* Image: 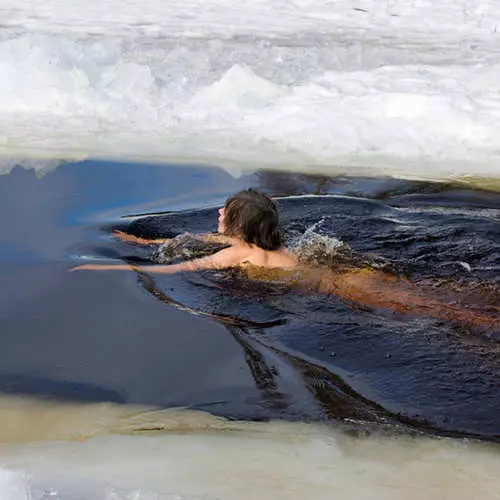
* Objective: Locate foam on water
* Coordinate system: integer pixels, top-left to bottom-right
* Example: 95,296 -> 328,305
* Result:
0,397 -> 499,500
1,0 -> 500,181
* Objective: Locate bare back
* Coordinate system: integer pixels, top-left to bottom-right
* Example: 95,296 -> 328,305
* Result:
233,244 -> 298,269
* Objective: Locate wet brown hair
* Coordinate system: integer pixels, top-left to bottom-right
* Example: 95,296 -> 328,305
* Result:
223,189 -> 283,251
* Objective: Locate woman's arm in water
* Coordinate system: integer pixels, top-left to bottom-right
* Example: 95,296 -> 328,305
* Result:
113,230 -> 233,246
72,246 -> 246,274
112,230 -> 171,245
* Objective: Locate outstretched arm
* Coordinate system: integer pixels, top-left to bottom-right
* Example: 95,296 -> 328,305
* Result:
113,230 -> 233,246
72,246 -> 246,274
113,230 -> 171,245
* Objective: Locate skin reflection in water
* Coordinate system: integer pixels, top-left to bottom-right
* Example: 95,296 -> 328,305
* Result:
243,264 -> 500,330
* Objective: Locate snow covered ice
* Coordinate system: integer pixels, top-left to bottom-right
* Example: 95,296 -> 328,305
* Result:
0,0 -> 500,180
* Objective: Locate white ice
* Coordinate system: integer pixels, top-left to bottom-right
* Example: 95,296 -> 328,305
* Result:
1,0 -> 500,180
0,401 -> 499,500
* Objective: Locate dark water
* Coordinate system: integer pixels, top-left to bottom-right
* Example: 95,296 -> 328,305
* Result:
1,162 -> 499,442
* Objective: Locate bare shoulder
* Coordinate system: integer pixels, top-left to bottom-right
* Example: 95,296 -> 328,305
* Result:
239,247 -> 298,269
226,244 -> 254,262
201,244 -> 252,269
279,248 -> 298,267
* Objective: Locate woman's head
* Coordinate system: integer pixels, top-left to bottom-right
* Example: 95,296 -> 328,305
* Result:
218,189 -> 283,250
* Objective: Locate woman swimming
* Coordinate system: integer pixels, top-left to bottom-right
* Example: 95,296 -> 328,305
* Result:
76,189 -> 297,273
74,189 -> 499,329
